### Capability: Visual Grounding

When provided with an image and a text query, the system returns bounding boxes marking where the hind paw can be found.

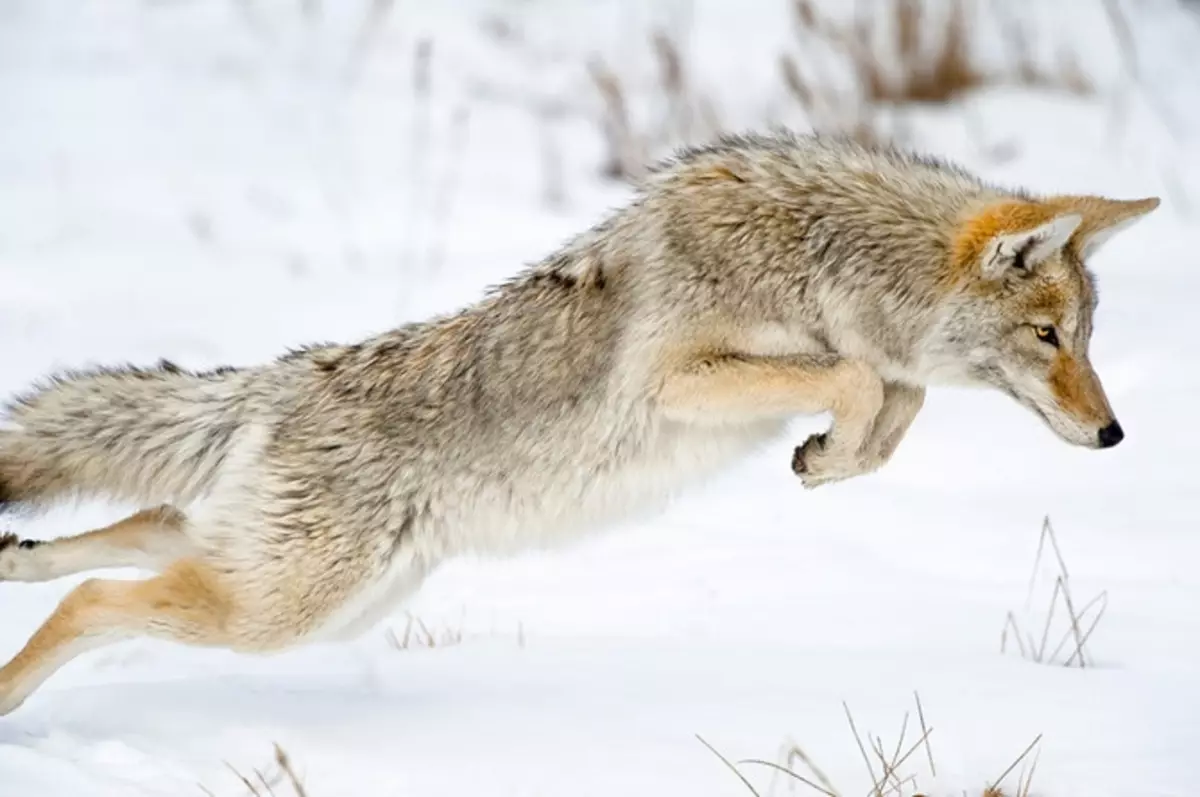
[0,532,38,551]
[0,533,39,580]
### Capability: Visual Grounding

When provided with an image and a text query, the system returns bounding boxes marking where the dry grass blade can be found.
[1017,749,1041,797]
[913,691,935,778]
[887,712,909,775]
[988,734,1043,794]
[1025,516,1052,610]
[895,0,921,65]
[697,734,762,797]
[843,703,883,797]
[1062,591,1109,668]
[868,709,910,797]
[863,725,933,797]
[1000,611,1029,660]
[780,54,816,112]
[652,29,698,146]
[225,758,265,797]
[254,768,278,797]
[1042,518,1090,668]
[791,0,819,34]
[1044,517,1072,583]
[403,614,416,647]
[1034,576,1063,662]
[225,761,265,797]
[274,744,308,797]
[912,0,982,103]
[417,616,435,646]
[870,736,901,794]
[587,57,643,180]
[654,30,684,97]
[784,741,840,797]
[737,758,838,797]
[881,774,917,797]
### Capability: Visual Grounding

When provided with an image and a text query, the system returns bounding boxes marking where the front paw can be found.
[790,432,826,475]
[791,433,857,489]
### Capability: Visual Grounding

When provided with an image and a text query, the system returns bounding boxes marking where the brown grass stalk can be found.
[1003,516,1108,668]
[708,692,1044,797]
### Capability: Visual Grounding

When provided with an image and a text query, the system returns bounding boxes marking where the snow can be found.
[2,0,1200,794]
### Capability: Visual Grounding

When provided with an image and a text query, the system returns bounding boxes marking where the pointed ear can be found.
[977,213,1082,279]
[1050,195,1161,259]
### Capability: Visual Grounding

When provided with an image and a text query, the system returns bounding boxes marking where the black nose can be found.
[1097,421,1124,449]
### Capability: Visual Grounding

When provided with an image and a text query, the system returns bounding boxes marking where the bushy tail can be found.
[0,361,251,513]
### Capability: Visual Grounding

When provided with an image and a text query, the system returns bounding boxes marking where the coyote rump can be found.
[0,131,1157,713]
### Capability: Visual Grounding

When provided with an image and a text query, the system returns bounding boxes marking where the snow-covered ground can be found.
[2,0,1199,794]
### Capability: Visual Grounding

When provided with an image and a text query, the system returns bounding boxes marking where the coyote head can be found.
[934,193,1160,449]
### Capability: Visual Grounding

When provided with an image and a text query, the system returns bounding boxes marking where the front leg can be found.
[858,381,926,473]
[657,353,884,488]
[792,380,925,487]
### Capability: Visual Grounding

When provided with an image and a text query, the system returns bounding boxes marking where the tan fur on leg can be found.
[0,559,236,714]
[658,353,885,487]
[0,505,195,582]
[860,382,926,471]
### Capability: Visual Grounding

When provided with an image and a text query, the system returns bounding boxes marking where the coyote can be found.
[0,132,1157,713]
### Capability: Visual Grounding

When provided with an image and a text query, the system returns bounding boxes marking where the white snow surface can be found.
[2,0,1200,794]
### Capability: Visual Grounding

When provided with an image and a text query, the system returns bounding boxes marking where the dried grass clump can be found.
[793,0,987,107]
[588,0,1111,179]
[199,743,310,797]
[384,611,466,650]
[699,692,1043,797]
[780,0,1093,147]
[587,27,722,182]
[1000,516,1108,668]
[382,611,527,651]
[587,56,648,182]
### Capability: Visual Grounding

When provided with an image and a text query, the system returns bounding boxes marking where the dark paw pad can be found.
[0,532,35,552]
[791,445,809,474]
[791,432,828,475]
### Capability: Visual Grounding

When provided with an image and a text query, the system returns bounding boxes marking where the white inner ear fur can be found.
[1074,212,1150,260]
[980,213,1082,279]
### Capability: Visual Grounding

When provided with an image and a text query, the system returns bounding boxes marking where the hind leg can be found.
[0,505,195,582]
[0,506,420,715]
[0,558,248,715]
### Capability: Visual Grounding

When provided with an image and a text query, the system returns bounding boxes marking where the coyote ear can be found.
[1058,196,1160,260]
[978,213,1082,280]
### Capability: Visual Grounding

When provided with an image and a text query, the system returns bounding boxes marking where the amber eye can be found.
[1034,325,1060,347]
